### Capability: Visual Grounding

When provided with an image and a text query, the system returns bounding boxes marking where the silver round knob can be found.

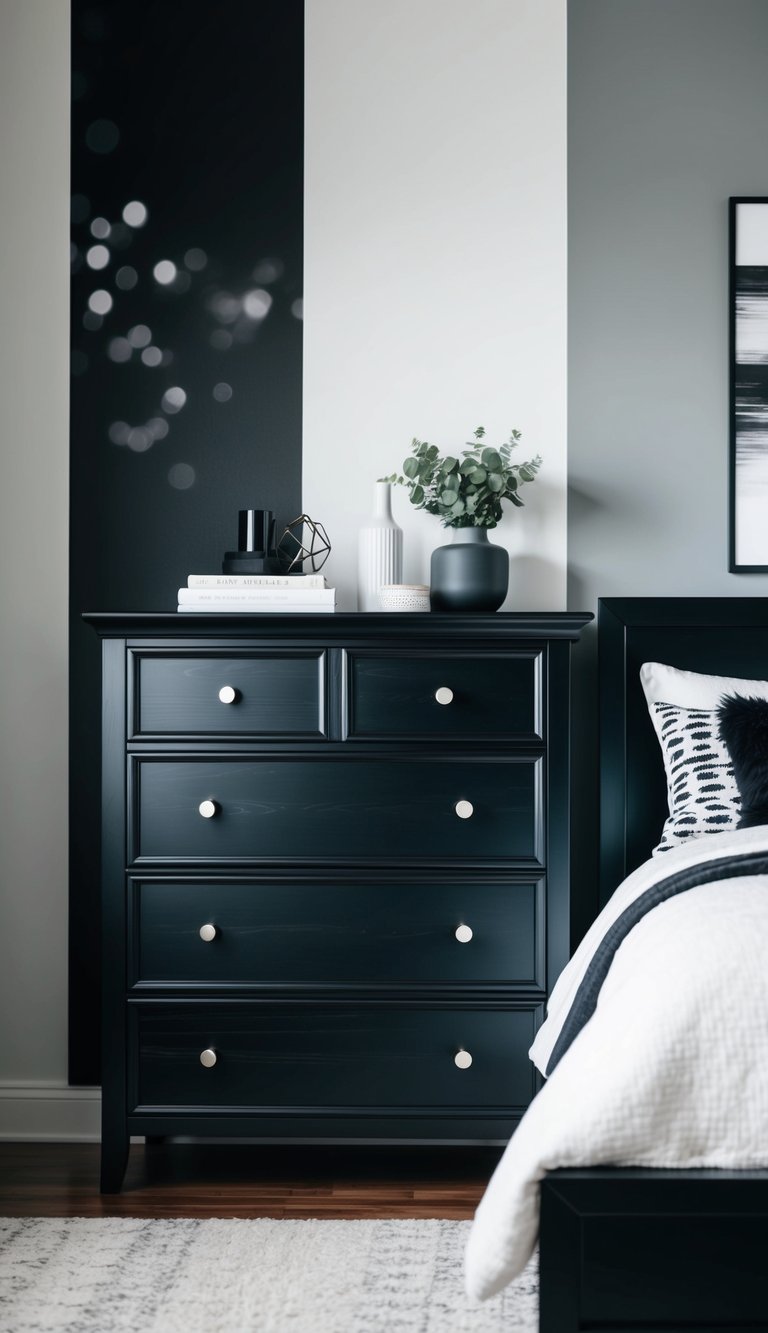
[435,686,454,706]
[455,799,474,820]
[199,1048,217,1068]
[198,799,218,819]
[218,685,238,705]
[454,1049,473,1070]
[199,923,218,943]
[455,924,473,944]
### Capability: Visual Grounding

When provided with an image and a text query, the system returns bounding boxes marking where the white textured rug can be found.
[0,1218,536,1332]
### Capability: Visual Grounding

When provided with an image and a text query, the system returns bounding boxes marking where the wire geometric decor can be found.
[277,514,332,573]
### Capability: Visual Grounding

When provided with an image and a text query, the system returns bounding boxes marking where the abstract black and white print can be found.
[651,702,741,854]
[732,199,768,569]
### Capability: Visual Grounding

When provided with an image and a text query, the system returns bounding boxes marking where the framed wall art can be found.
[730,196,768,571]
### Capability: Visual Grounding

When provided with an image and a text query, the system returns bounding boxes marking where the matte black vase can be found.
[430,527,509,612]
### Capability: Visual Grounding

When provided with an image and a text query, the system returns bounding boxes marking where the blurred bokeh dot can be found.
[86,244,110,270]
[71,194,90,224]
[108,421,131,445]
[291,299,304,321]
[88,289,113,315]
[71,350,89,376]
[210,329,233,350]
[128,324,152,348]
[86,119,120,154]
[162,386,187,414]
[123,200,148,228]
[141,346,163,367]
[184,248,207,272]
[115,266,138,290]
[210,292,241,324]
[153,260,177,285]
[252,258,284,284]
[83,311,103,331]
[90,217,111,240]
[243,288,272,320]
[108,337,132,363]
[127,428,152,453]
[172,271,192,294]
[168,463,195,490]
[147,417,169,441]
[213,382,233,402]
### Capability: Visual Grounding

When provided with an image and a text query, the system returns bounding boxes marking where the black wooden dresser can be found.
[85,612,589,1191]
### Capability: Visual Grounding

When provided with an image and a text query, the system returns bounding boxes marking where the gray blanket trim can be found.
[544,850,768,1077]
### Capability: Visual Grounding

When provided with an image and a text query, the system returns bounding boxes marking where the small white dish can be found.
[378,583,431,612]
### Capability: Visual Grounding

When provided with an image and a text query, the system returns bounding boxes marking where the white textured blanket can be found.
[465,826,768,1301]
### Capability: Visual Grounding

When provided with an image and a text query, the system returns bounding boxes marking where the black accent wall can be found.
[69,0,304,1083]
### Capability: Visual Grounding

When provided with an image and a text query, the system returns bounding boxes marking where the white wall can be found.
[0,0,81,1134]
[303,0,567,611]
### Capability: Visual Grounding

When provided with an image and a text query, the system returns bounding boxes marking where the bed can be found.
[466,597,768,1329]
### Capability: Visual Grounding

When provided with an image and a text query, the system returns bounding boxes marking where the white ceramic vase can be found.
[357,482,403,611]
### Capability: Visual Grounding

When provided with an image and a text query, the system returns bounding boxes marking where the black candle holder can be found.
[222,509,282,575]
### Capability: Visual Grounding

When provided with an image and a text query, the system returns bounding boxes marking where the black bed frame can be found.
[539,599,768,1333]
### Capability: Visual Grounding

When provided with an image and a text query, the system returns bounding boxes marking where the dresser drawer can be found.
[130,1002,543,1113]
[129,878,545,989]
[131,756,544,866]
[129,650,326,739]
[346,651,542,741]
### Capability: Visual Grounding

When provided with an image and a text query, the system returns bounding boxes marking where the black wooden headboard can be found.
[598,597,768,907]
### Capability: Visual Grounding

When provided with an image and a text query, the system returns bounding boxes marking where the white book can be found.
[187,573,327,589]
[177,586,335,606]
[178,603,336,614]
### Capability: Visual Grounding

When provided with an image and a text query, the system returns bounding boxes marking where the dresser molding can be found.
[86,611,590,1190]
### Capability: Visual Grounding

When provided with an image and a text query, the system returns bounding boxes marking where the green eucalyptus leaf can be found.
[440,488,459,505]
[410,484,425,504]
[403,456,420,479]
[470,467,486,484]
[482,448,502,471]
[505,474,518,491]
[451,499,465,515]
[508,492,524,507]
[487,472,503,492]
[441,455,458,473]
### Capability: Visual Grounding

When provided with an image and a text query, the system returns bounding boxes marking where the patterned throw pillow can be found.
[651,701,741,854]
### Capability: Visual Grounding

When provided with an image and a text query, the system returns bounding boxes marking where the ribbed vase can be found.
[357,482,403,611]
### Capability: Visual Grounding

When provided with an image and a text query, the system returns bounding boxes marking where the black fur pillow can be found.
[717,694,768,829]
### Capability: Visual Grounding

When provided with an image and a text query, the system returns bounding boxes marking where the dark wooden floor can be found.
[0,1142,501,1219]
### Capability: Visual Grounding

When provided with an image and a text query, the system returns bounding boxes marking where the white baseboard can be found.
[0,1081,101,1141]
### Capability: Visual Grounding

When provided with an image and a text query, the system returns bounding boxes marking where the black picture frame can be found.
[729,195,768,572]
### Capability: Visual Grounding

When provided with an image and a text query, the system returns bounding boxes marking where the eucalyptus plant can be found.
[381,427,542,529]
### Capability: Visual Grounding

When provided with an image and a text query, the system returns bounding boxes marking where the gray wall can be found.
[569,0,768,607]
[568,0,768,934]
[0,0,73,1123]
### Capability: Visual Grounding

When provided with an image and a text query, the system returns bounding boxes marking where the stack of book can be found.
[177,573,336,613]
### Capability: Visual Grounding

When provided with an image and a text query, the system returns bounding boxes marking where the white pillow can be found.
[640,661,768,710]
[640,663,768,855]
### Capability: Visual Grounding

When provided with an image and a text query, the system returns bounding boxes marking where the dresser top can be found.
[83,611,592,641]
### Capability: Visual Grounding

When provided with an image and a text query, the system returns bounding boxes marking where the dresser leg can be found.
[100,1130,129,1193]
